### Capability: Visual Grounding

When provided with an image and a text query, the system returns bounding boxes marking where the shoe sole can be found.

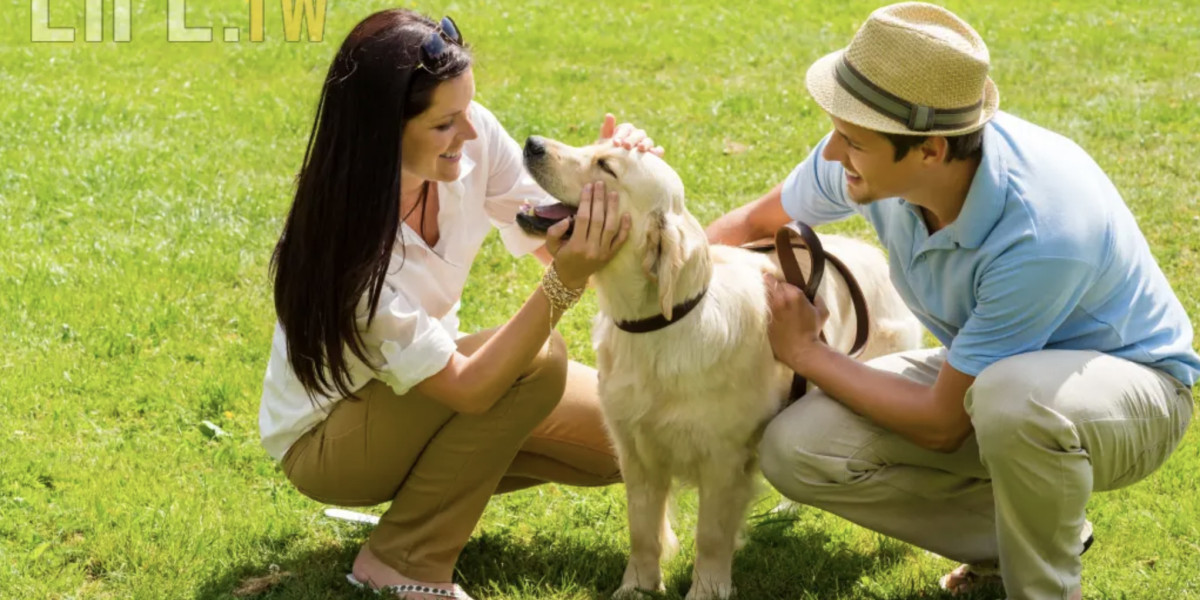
[346,573,470,599]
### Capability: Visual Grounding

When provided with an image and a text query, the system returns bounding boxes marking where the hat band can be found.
[835,57,983,132]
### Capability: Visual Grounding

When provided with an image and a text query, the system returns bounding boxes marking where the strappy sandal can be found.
[346,573,476,600]
[938,520,1095,596]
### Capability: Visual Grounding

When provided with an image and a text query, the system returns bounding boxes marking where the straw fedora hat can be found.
[805,2,999,136]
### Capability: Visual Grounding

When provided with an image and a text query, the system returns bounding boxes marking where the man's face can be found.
[821,116,924,205]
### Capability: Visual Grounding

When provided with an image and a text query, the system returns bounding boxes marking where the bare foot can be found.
[351,545,470,600]
[939,564,1082,600]
[938,563,1002,596]
[941,521,1093,597]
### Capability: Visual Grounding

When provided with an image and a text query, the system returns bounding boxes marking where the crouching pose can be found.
[708,3,1198,599]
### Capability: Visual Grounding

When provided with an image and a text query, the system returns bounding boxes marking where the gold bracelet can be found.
[541,262,585,313]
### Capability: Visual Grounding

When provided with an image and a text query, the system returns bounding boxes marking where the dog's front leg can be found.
[687,459,755,600]
[615,455,671,598]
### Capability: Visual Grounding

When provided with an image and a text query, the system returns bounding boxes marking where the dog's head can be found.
[519,136,686,225]
[520,136,707,318]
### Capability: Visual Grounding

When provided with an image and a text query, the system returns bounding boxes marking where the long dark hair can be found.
[271,9,472,399]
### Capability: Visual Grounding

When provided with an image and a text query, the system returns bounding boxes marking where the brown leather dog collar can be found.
[613,290,708,333]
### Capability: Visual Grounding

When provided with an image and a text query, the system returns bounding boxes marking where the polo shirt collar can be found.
[943,121,1007,249]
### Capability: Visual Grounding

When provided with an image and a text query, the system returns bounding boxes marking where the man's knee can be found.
[759,393,878,502]
[968,353,1070,458]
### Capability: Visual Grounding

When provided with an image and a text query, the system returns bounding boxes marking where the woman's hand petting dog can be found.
[540,114,658,289]
[599,113,665,156]
[547,181,631,290]
[763,273,830,367]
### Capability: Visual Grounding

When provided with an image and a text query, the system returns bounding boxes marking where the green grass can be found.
[2,0,1198,598]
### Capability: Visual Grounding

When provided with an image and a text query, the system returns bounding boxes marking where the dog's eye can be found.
[596,158,617,178]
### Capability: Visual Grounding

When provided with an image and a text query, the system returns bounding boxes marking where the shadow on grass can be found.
[191,532,360,600]
[194,518,986,599]
[191,528,627,600]
[711,513,968,600]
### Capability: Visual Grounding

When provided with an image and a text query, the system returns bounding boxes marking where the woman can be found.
[259,8,660,600]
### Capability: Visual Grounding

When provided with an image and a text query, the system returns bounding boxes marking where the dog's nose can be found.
[524,136,546,161]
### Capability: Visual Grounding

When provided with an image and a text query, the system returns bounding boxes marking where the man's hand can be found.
[598,113,665,156]
[763,273,829,371]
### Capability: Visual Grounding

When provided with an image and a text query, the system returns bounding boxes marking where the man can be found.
[706,3,1198,599]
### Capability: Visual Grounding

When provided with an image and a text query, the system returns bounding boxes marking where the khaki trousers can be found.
[759,348,1193,600]
[281,329,621,582]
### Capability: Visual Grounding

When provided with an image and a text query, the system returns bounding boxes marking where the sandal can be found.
[346,573,476,600]
[939,520,1095,596]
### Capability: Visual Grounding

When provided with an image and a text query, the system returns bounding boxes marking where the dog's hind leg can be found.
[686,456,755,600]
[615,455,671,598]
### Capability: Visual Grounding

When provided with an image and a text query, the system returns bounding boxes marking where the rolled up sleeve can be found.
[362,292,457,396]
[476,103,555,257]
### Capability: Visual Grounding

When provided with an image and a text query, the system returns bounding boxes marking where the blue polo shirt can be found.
[781,111,1200,387]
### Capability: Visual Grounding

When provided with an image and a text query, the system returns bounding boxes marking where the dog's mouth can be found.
[516,201,577,238]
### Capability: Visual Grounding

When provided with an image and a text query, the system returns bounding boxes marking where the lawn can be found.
[1,0,1197,598]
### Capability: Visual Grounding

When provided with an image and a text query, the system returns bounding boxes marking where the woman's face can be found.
[401,68,478,185]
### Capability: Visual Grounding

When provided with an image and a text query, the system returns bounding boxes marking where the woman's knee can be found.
[523,329,568,378]
[506,331,569,418]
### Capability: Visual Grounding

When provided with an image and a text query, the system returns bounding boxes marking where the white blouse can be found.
[259,102,552,460]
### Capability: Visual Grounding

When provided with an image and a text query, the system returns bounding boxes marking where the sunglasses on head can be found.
[418,16,463,71]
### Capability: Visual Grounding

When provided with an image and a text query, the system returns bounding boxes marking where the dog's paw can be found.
[619,564,667,597]
[618,561,665,598]
[614,584,663,599]
[612,586,639,600]
[685,582,735,600]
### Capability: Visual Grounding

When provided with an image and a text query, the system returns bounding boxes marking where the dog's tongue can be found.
[533,203,576,220]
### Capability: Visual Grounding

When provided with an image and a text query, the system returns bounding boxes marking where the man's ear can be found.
[920,136,948,164]
[641,211,688,319]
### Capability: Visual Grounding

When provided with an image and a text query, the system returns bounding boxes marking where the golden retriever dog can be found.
[518,135,922,600]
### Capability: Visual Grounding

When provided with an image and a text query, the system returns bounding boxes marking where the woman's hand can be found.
[763,273,829,368]
[599,113,665,156]
[545,181,631,290]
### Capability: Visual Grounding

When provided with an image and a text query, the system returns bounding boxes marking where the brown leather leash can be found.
[742,222,871,402]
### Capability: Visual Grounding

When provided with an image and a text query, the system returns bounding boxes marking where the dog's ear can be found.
[641,211,689,319]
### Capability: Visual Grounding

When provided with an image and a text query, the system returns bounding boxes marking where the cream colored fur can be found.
[524,138,922,600]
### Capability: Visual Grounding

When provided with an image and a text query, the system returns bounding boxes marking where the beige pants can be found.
[281,329,621,582]
[760,348,1193,600]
